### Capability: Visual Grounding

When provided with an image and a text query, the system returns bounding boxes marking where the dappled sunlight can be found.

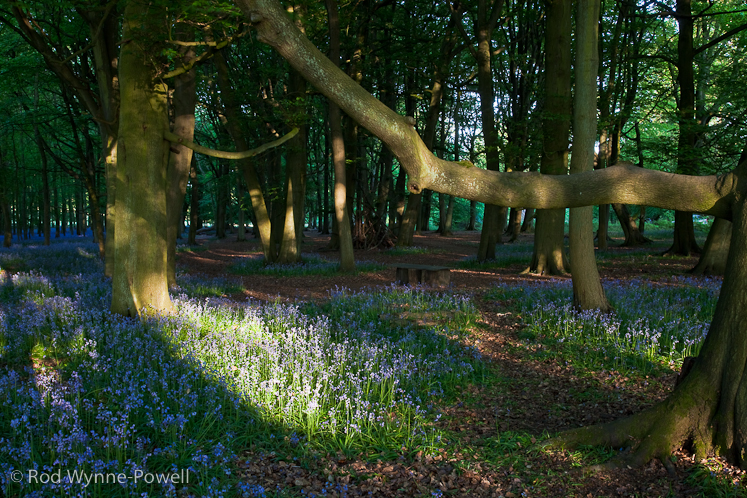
[0,243,482,496]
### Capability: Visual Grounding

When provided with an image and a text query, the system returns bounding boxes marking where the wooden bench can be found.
[394,264,451,288]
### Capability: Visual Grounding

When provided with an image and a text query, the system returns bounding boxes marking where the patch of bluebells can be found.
[490,276,721,371]
[1,243,479,497]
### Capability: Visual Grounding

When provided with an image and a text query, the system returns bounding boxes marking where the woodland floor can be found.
[177,228,740,498]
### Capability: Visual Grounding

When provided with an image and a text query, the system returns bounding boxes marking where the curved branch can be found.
[235,0,736,220]
[162,30,248,79]
[163,127,298,159]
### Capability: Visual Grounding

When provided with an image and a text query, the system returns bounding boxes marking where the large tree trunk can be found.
[569,0,609,311]
[554,191,747,469]
[691,217,730,275]
[325,0,355,271]
[166,36,196,287]
[527,0,570,275]
[111,0,173,317]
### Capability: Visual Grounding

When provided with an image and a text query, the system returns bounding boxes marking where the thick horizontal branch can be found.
[235,0,736,220]
[164,127,298,159]
[427,160,734,218]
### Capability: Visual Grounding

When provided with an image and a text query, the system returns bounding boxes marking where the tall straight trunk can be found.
[527,0,571,275]
[61,192,67,235]
[597,203,609,249]
[111,0,173,316]
[53,166,59,238]
[474,0,506,261]
[277,70,307,263]
[214,161,230,238]
[76,186,85,236]
[322,135,330,234]
[326,0,355,271]
[1,198,10,248]
[166,35,196,286]
[32,114,51,246]
[668,0,700,256]
[278,6,308,262]
[188,156,199,246]
[467,201,477,230]
[237,175,246,241]
[31,77,51,246]
[569,0,609,311]
[83,173,105,254]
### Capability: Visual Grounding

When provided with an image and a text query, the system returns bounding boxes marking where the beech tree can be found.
[238,0,747,469]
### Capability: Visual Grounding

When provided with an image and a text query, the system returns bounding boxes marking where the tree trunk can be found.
[443,196,454,237]
[521,208,534,232]
[667,0,701,256]
[466,200,476,231]
[691,217,730,275]
[554,192,747,470]
[236,175,246,242]
[506,208,522,242]
[188,156,199,246]
[166,35,196,287]
[569,0,609,311]
[597,204,609,250]
[610,203,650,246]
[527,0,571,275]
[474,0,505,261]
[0,196,11,248]
[32,79,51,246]
[213,45,275,260]
[277,66,307,263]
[111,0,173,317]
[325,0,355,271]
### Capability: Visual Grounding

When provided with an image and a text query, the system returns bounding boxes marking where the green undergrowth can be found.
[686,458,747,497]
[229,255,385,277]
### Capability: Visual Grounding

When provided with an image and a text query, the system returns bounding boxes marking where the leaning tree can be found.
[237,0,747,469]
